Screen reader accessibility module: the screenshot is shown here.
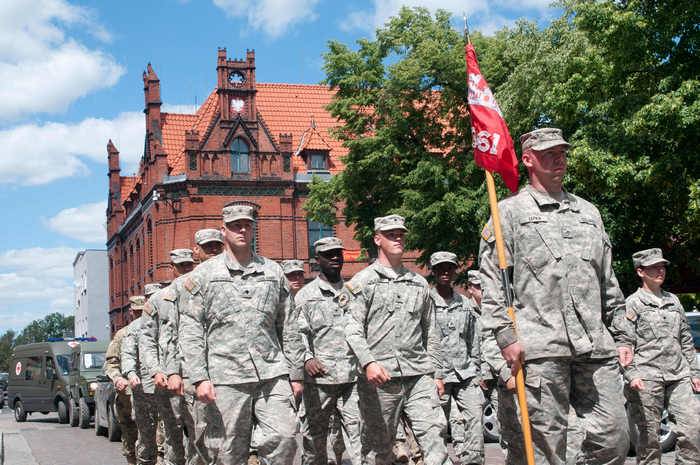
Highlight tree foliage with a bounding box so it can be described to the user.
[306,1,700,293]
[0,313,75,371]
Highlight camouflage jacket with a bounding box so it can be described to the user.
[179,252,304,385]
[297,276,358,385]
[343,261,443,378]
[139,277,185,380]
[121,317,155,393]
[619,288,700,382]
[480,327,511,386]
[103,326,129,383]
[431,288,481,383]
[479,185,627,361]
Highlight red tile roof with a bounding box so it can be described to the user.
[120,176,137,203]
[161,112,197,175]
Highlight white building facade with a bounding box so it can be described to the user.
[73,250,110,341]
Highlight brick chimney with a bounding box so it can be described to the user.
[143,63,162,143]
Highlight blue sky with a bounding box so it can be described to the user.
[0,0,556,334]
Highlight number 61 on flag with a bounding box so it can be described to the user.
[471,128,501,155]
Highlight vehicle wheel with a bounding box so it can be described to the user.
[483,401,500,443]
[107,402,121,442]
[69,399,79,427]
[95,401,103,436]
[57,398,69,424]
[14,400,27,422]
[78,397,91,429]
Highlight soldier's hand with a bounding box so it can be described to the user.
[629,378,644,391]
[167,374,184,396]
[691,377,700,393]
[435,378,445,398]
[129,376,141,389]
[617,346,633,367]
[365,362,391,387]
[154,372,168,389]
[290,381,304,401]
[114,377,128,392]
[304,358,327,377]
[196,380,216,403]
[479,379,488,390]
[505,376,516,391]
[501,342,524,376]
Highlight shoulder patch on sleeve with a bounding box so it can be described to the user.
[625,307,637,322]
[481,223,495,243]
[162,288,177,302]
[183,277,200,294]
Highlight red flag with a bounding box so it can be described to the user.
[465,43,519,192]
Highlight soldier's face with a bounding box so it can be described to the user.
[432,262,457,286]
[317,248,344,276]
[374,229,405,256]
[523,145,568,184]
[468,283,482,302]
[195,242,223,261]
[285,271,305,293]
[637,263,666,287]
[173,262,194,276]
[222,220,253,250]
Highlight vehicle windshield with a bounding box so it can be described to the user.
[687,315,700,349]
[0,373,8,381]
[82,352,106,369]
[56,355,71,376]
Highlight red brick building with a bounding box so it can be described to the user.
[106,48,367,332]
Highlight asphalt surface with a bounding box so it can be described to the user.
[0,402,679,465]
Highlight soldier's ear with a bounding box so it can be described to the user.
[373,233,382,247]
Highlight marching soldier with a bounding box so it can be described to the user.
[103,296,144,465]
[121,295,159,465]
[479,128,630,465]
[343,214,451,465]
[140,250,195,465]
[429,252,484,465]
[297,237,362,465]
[281,259,306,296]
[179,204,304,465]
[620,248,700,465]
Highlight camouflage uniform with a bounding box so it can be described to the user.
[179,251,303,465]
[104,326,138,464]
[141,281,188,465]
[431,287,484,464]
[479,177,630,464]
[122,316,159,465]
[619,281,700,465]
[343,258,450,465]
[297,275,362,465]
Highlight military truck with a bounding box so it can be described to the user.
[6,341,75,422]
[68,340,108,428]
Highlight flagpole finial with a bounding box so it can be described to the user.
[463,12,470,42]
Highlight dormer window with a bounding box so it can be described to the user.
[231,138,249,174]
[307,150,328,171]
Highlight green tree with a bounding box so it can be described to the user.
[306,2,699,293]
[15,313,74,345]
[0,330,16,372]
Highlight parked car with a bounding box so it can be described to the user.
[0,372,8,407]
[93,375,121,442]
[68,340,108,429]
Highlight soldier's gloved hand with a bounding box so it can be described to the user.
[617,346,633,367]
[365,362,391,387]
[304,358,328,377]
[154,372,168,389]
[290,381,304,401]
[629,378,645,391]
[167,374,184,396]
[691,377,700,393]
[195,380,216,403]
[505,376,516,391]
[114,377,129,392]
[435,378,445,398]
[501,342,524,376]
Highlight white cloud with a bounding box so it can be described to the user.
[162,103,197,114]
[46,200,107,244]
[0,0,123,121]
[0,246,79,331]
[212,0,321,38]
[0,112,144,185]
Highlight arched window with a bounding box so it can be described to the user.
[231,138,249,174]
[146,220,153,271]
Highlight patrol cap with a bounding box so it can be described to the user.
[374,214,408,232]
[281,260,304,275]
[195,228,223,245]
[170,248,194,264]
[314,237,344,254]
[129,295,146,310]
[467,270,481,286]
[429,251,458,268]
[144,283,162,297]
[632,248,670,268]
[520,128,570,153]
[222,204,255,223]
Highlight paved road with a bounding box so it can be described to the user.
[0,403,679,465]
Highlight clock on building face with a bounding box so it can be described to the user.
[228,71,245,86]
[231,98,245,114]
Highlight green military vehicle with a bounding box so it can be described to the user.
[68,340,108,428]
[7,341,74,423]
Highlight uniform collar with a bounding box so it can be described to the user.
[224,251,264,275]
[526,184,580,212]
[316,275,344,297]
[370,260,413,281]
[430,287,463,309]
[637,288,673,307]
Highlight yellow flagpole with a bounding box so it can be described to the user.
[484,171,536,465]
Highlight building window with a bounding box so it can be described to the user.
[189,153,197,171]
[146,220,153,271]
[283,154,291,172]
[231,138,249,174]
[307,151,328,171]
[307,220,334,257]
